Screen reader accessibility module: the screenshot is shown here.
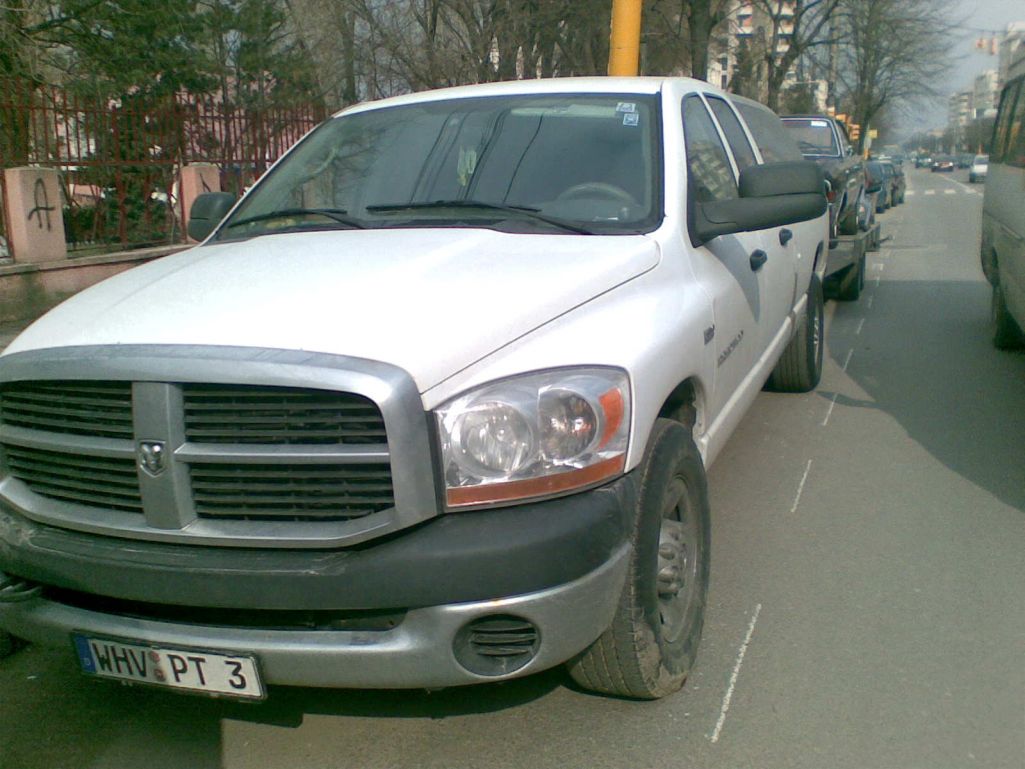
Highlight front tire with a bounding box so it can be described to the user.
[767,275,824,392]
[992,281,1025,350]
[568,419,710,699]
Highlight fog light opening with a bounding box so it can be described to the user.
[453,614,540,677]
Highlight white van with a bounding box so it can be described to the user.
[981,74,1025,349]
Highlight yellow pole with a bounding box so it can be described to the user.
[608,0,642,76]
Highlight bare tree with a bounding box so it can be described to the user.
[834,0,955,151]
[679,0,734,81]
[747,0,843,111]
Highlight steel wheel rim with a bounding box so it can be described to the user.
[656,476,699,644]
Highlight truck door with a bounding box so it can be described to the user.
[680,94,759,417]
[704,95,799,359]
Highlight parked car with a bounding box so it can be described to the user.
[0,78,829,700]
[866,160,890,211]
[969,154,989,183]
[781,115,865,243]
[931,156,955,172]
[957,153,974,169]
[882,159,905,205]
[980,75,1025,349]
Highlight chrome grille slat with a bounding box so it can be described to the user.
[7,465,141,491]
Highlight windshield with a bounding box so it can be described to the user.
[216,94,661,239]
[781,118,838,156]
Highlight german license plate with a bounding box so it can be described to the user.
[72,633,265,700]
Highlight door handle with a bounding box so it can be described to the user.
[779,228,793,246]
[750,249,768,271]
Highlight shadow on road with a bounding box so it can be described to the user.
[0,644,566,768]
[826,278,1025,513]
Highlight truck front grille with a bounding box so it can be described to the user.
[0,355,427,548]
[0,381,133,439]
[3,444,143,513]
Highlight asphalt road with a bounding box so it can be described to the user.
[1,167,1023,769]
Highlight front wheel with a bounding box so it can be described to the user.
[568,419,710,699]
[767,275,824,392]
[992,281,1025,350]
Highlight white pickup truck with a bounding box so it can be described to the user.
[0,77,827,700]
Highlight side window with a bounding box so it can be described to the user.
[991,80,1020,163]
[1007,80,1025,168]
[734,101,803,163]
[706,97,757,172]
[683,95,738,203]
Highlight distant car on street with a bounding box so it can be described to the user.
[866,160,891,212]
[915,155,933,168]
[969,154,989,183]
[931,156,955,172]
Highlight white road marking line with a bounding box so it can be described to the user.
[874,276,881,287]
[842,348,854,371]
[944,189,956,195]
[924,190,936,196]
[791,459,814,511]
[905,190,915,196]
[821,393,839,427]
[867,295,875,309]
[856,318,866,335]
[710,603,762,745]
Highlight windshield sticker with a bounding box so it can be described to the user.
[616,102,637,114]
[810,120,829,127]
[623,113,640,127]
[457,148,478,187]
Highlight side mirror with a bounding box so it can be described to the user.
[691,161,827,245]
[188,192,236,241]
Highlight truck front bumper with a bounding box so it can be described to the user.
[0,476,635,689]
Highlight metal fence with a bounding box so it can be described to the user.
[0,82,327,257]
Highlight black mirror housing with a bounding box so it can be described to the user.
[188,192,237,242]
[691,161,827,245]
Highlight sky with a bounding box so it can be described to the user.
[953,0,1025,91]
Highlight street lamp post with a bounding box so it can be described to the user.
[608,0,642,76]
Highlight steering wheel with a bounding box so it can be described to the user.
[556,182,637,206]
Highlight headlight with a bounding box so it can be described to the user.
[436,368,630,509]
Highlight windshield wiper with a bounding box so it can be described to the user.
[365,200,597,235]
[226,207,366,230]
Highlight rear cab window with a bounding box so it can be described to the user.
[780,118,839,156]
[731,98,804,164]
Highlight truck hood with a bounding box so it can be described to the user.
[4,228,660,391]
